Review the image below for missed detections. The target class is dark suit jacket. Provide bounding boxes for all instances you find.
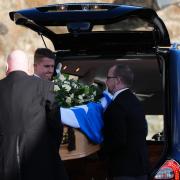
[0,71,68,180]
[103,89,149,177]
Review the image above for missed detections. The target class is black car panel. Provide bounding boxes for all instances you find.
[9,3,170,52]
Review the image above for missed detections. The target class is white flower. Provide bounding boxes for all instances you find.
[78,95,83,100]
[77,99,84,104]
[65,97,72,104]
[70,93,74,98]
[52,79,56,83]
[72,82,78,88]
[59,74,66,81]
[93,91,97,96]
[64,80,70,85]
[54,85,60,91]
[62,84,71,92]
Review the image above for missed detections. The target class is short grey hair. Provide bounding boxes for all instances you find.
[113,64,134,87]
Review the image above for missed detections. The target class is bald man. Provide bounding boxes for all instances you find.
[6,49,29,75]
[0,50,68,180]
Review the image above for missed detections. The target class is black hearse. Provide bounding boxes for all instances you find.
[10,3,180,179]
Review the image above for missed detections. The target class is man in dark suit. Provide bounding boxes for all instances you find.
[103,65,149,180]
[0,50,68,180]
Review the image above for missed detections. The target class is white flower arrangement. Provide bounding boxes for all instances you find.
[53,74,101,108]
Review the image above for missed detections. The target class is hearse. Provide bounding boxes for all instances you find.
[10,3,180,180]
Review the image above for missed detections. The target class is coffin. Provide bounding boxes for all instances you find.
[59,127,100,160]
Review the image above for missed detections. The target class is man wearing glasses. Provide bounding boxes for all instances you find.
[103,65,149,180]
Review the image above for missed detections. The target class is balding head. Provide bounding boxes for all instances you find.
[6,50,29,75]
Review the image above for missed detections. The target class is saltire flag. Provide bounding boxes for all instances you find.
[60,90,112,144]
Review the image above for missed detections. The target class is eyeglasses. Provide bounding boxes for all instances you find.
[107,76,117,79]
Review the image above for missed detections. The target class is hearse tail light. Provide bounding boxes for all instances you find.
[154,160,180,180]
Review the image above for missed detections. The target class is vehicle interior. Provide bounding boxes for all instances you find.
[9,3,171,178]
[57,50,165,168]
[54,44,167,179]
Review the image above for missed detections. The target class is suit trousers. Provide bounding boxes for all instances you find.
[112,175,147,180]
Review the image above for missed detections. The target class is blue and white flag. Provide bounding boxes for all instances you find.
[60,90,112,144]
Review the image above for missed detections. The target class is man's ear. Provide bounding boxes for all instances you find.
[116,76,121,83]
